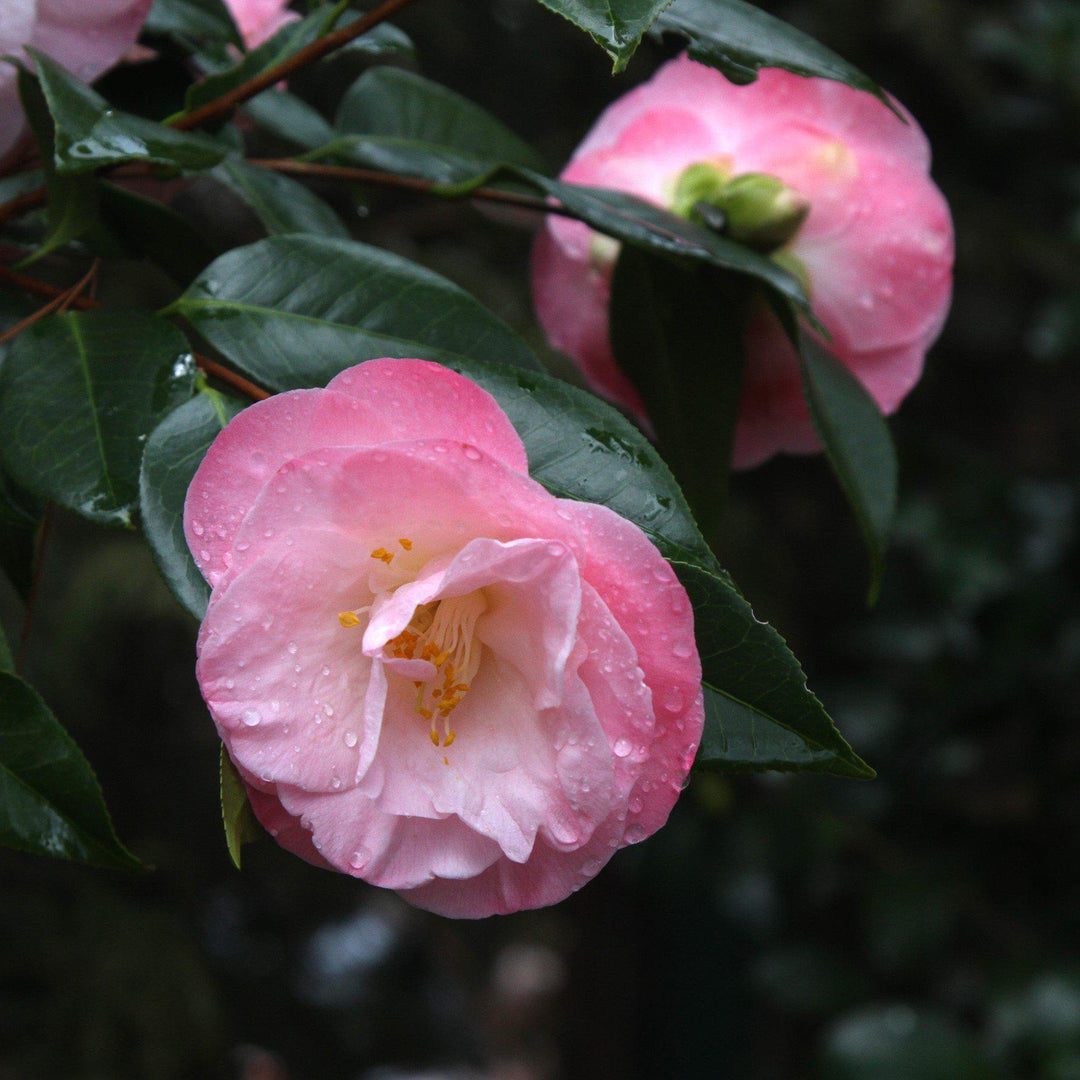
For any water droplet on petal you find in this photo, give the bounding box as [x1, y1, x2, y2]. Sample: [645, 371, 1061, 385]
[344, 731, 358, 748]
[241, 708, 261, 727]
[613, 738, 633, 758]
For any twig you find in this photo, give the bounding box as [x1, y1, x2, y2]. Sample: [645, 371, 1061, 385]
[0, 0, 423, 223]
[0, 263, 270, 401]
[248, 157, 568, 218]
[172, 0, 423, 131]
[0, 259, 99, 345]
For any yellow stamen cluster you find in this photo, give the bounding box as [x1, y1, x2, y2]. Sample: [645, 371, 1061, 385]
[390, 628, 472, 748]
[338, 540, 484, 755]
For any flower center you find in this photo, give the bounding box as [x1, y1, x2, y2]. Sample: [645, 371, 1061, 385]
[387, 590, 488, 748]
[338, 540, 488, 751]
[669, 160, 811, 253]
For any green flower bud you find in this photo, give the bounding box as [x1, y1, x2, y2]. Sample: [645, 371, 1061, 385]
[669, 161, 731, 222]
[717, 172, 811, 251]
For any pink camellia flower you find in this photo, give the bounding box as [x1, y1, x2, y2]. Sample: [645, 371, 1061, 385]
[0, 0, 154, 162]
[532, 56, 955, 469]
[186, 359, 703, 917]
[223, 0, 299, 51]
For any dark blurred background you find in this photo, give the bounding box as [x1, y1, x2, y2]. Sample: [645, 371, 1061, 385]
[3, 0, 1080, 1076]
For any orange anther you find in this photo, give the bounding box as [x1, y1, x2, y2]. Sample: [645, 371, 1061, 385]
[370, 547, 394, 564]
[398, 538, 413, 550]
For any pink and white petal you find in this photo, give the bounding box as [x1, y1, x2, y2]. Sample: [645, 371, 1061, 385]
[197, 529, 384, 793]
[531, 227, 644, 418]
[185, 388, 387, 588]
[355, 651, 616, 863]
[366, 536, 585, 710]
[848, 338, 932, 417]
[242, 778, 335, 870]
[326, 358, 529, 475]
[401, 811, 627, 918]
[31, 0, 153, 85]
[445, 537, 582, 709]
[222, 442, 590, 590]
[275, 783, 504, 888]
[732, 310, 818, 468]
[556, 500, 703, 838]
[572, 54, 751, 162]
[793, 147, 953, 356]
[565, 108, 722, 207]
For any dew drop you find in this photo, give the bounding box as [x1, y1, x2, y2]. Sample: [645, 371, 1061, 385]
[349, 848, 370, 870]
[241, 708, 261, 727]
[343, 730, 358, 748]
[613, 737, 633, 758]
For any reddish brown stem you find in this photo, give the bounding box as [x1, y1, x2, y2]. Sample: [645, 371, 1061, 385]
[0, 0, 423, 223]
[0, 263, 270, 401]
[249, 157, 569, 218]
[172, 0, 423, 131]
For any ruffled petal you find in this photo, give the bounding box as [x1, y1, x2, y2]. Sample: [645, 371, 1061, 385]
[218, 440, 587, 588]
[326, 358, 529, 476]
[197, 529, 384, 793]
[274, 782, 504, 889]
[185, 388, 381, 588]
[555, 500, 703, 839]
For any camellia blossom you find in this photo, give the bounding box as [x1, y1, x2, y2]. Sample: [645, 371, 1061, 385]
[0, 0, 153, 162]
[186, 359, 703, 917]
[532, 56, 955, 469]
[223, 0, 299, 51]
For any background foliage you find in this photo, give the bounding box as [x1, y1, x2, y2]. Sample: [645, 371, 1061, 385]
[1, 0, 1078, 1077]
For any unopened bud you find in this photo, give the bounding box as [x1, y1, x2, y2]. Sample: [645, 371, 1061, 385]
[670, 161, 731, 222]
[718, 172, 810, 251]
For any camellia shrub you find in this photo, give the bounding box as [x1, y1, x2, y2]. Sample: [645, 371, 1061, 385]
[0, 0, 953, 915]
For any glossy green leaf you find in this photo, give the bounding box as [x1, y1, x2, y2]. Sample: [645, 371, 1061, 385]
[210, 158, 347, 238]
[145, 0, 241, 47]
[0, 472, 42, 600]
[0, 310, 197, 528]
[99, 182, 217, 285]
[534, 0, 670, 71]
[0, 672, 140, 868]
[327, 67, 548, 185]
[181, 3, 347, 117]
[676, 561, 874, 778]
[651, 0, 891, 110]
[799, 335, 898, 606]
[611, 249, 750, 530]
[140, 387, 244, 620]
[243, 89, 336, 149]
[15, 68, 100, 262]
[220, 743, 260, 869]
[333, 21, 414, 58]
[29, 49, 226, 175]
[168, 234, 540, 384]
